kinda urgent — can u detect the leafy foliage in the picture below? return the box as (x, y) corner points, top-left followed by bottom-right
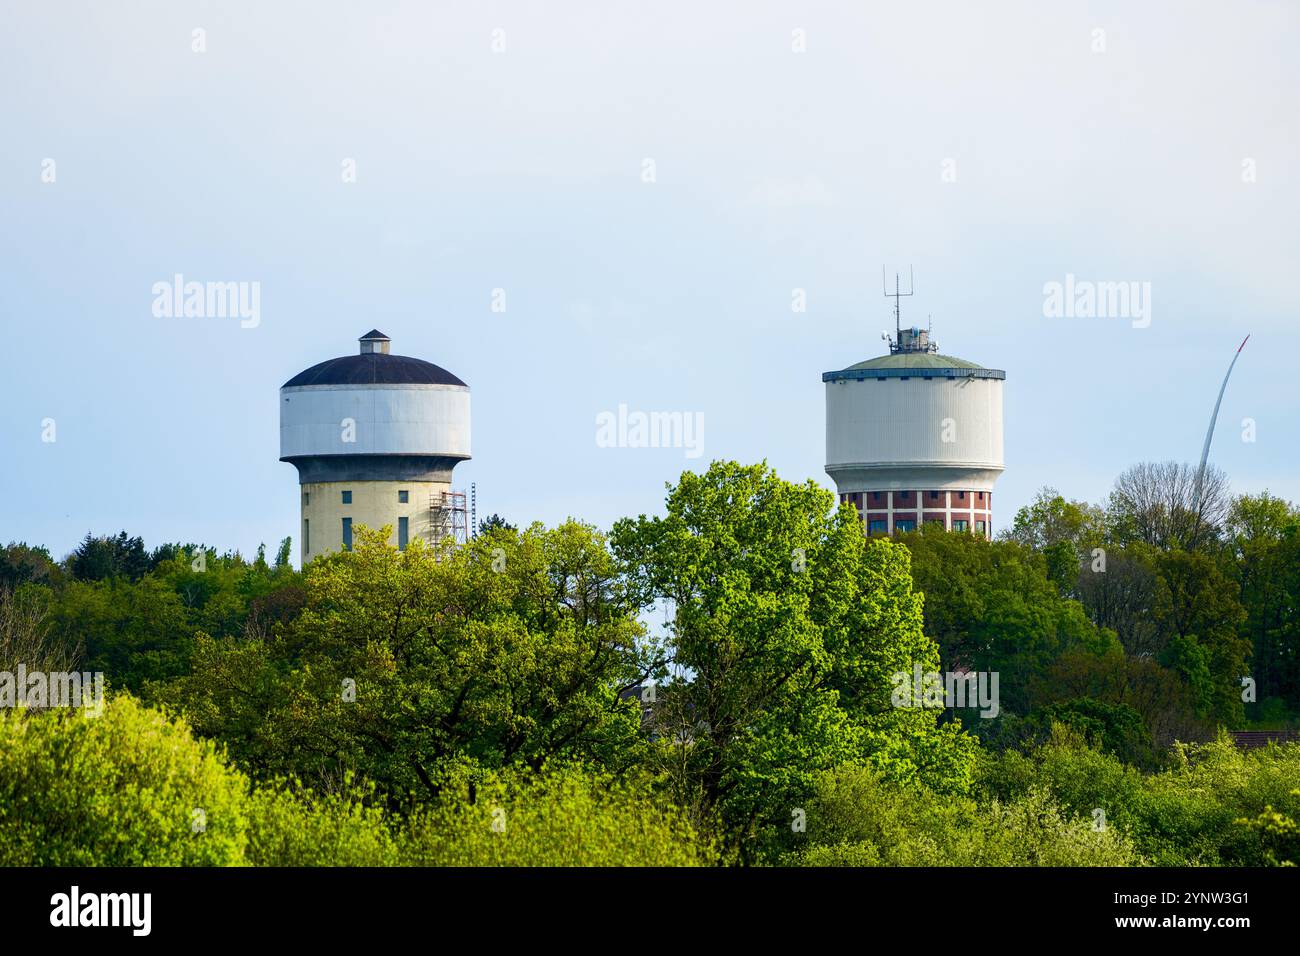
(612, 461), (977, 858)
(0, 697), (249, 866)
(783, 763), (1137, 867)
(4, 463), (1299, 868)
(159, 522), (653, 806)
(404, 762), (714, 866)
(979, 727), (1300, 866)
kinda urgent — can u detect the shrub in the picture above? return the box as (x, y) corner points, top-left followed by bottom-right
(975, 727), (1300, 866)
(0, 696), (248, 865)
(785, 764), (1137, 867)
(402, 763), (715, 866)
(245, 781), (399, 866)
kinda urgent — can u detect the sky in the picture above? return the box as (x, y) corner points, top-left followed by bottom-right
(2, 0), (1297, 563)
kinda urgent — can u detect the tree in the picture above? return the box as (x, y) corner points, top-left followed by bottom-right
(611, 461), (977, 859)
(1223, 493), (1300, 715)
(0, 543), (57, 590)
(1107, 461), (1230, 551)
(0, 697), (249, 866)
(274, 536), (293, 569)
(903, 529), (1120, 718)
(478, 514), (516, 536)
(785, 763), (1136, 867)
(0, 584), (77, 675)
(67, 531), (150, 582)
(1024, 699), (1153, 767)
(46, 575), (192, 689)
(1006, 487), (1106, 595)
(1034, 650), (1212, 749)
(161, 522), (654, 806)
(403, 763), (715, 866)
(1075, 543), (1163, 657)
(1151, 549), (1249, 725)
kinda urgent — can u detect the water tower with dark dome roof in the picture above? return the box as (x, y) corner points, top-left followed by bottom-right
(280, 330), (471, 563)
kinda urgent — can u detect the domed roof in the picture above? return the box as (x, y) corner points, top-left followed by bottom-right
(846, 352), (984, 371)
(282, 331), (467, 388)
(823, 350), (1004, 383)
(282, 354), (467, 388)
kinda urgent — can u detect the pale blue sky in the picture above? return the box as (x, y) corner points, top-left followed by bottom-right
(3, 1), (1297, 563)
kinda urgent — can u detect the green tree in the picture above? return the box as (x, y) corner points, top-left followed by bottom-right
(902, 529), (1120, 718)
(1152, 549), (1249, 726)
(0, 697), (249, 866)
(1031, 650), (1211, 750)
(1007, 487), (1106, 595)
(478, 514), (516, 536)
(47, 575), (192, 688)
(161, 522), (654, 806)
(67, 531), (150, 582)
(0, 542), (58, 590)
(1223, 493), (1300, 716)
(611, 461), (976, 859)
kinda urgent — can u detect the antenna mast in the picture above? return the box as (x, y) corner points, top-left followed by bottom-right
(883, 266), (915, 351)
(882, 266), (935, 354)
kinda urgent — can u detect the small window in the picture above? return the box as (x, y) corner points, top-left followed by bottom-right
(303, 518), (310, 553)
(975, 520), (986, 535)
(977, 492), (984, 502)
(871, 492), (883, 502)
(342, 517), (353, 551)
(342, 491), (352, 505)
(958, 491), (966, 500)
(929, 491), (940, 500)
(398, 516), (409, 550)
(952, 519), (968, 533)
(398, 490), (409, 504)
(303, 490), (310, 506)
(868, 520), (888, 534)
(895, 519), (916, 533)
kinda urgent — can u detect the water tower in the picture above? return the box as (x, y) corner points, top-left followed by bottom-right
(823, 275), (1005, 538)
(280, 330), (470, 563)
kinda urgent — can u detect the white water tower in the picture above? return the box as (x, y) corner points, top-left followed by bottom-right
(280, 331), (471, 563)
(823, 277), (1005, 537)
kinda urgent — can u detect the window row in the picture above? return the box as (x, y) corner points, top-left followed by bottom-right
(867, 518), (987, 535)
(310, 516), (411, 554)
(303, 490), (412, 505)
(846, 490), (989, 504)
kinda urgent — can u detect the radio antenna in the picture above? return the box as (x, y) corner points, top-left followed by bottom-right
(882, 266), (915, 352)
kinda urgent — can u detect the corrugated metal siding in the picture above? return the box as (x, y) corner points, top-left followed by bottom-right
(825, 377), (1004, 468)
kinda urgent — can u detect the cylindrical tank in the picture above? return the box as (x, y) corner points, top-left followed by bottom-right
(824, 347), (1004, 538)
(280, 330), (471, 563)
